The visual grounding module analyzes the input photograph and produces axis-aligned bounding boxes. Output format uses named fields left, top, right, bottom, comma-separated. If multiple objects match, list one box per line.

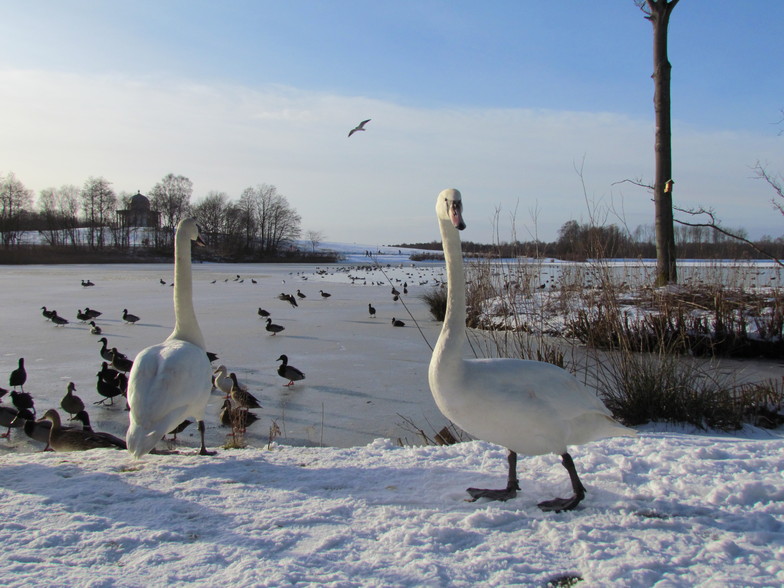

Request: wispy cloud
left=1, top=69, right=781, bottom=243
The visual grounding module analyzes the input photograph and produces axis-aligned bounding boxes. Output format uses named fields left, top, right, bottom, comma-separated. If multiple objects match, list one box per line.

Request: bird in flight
left=348, top=119, right=371, bottom=137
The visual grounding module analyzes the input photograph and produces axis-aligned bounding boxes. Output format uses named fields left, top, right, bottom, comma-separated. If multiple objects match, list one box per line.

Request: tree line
left=396, top=219, right=784, bottom=262
left=0, top=171, right=311, bottom=260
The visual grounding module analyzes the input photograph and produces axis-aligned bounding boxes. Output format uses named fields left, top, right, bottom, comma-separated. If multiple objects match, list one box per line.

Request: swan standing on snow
left=126, top=218, right=214, bottom=458
left=428, top=189, right=635, bottom=512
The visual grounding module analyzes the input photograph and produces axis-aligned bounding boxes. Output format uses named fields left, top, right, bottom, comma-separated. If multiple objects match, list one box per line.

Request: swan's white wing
left=467, top=358, right=612, bottom=416
left=434, top=358, right=632, bottom=456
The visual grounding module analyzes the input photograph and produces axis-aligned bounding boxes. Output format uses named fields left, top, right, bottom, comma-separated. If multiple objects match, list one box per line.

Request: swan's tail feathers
left=126, top=421, right=168, bottom=459
left=567, top=413, right=636, bottom=448
left=600, top=415, right=637, bottom=441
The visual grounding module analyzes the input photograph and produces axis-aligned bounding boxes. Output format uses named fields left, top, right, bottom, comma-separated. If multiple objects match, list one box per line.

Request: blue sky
left=1, top=1, right=782, bottom=244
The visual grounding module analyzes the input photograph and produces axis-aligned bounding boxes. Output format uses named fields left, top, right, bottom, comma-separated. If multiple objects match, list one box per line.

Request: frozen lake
left=0, top=256, right=453, bottom=452
left=2, top=248, right=781, bottom=454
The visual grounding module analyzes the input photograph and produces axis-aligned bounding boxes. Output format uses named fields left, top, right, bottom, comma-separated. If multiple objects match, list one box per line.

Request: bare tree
left=670, top=161, right=784, bottom=267
left=80, top=177, right=117, bottom=249
left=38, top=187, right=64, bottom=246
left=260, top=190, right=301, bottom=253
left=672, top=203, right=784, bottom=268
left=252, top=184, right=280, bottom=252
left=236, top=188, right=258, bottom=250
left=755, top=162, right=784, bottom=217
left=56, top=185, right=81, bottom=247
left=306, top=229, right=325, bottom=252
left=240, top=184, right=302, bottom=253
left=192, top=191, right=230, bottom=243
left=149, top=173, right=193, bottom=246
left=637, top=0, right=680, bottom=285
left=0, top=172, right=33, bottom=247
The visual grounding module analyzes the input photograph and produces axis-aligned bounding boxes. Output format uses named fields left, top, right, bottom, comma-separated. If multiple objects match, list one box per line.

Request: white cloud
left=1, top=68, right=781, bottom=243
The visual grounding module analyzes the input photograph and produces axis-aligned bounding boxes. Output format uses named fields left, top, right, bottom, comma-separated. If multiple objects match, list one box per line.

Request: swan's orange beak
left=195, top=223, right=207, bottom=247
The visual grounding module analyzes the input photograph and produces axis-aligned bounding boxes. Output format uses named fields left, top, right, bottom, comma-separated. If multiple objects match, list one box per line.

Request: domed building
left=117, top=191, right=160, bottom=228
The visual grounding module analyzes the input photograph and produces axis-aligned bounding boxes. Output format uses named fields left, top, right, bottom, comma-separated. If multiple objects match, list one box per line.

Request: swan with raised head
left=427, top=189, right=635, bottom=512
left=126, top=218, right=214, bottom=458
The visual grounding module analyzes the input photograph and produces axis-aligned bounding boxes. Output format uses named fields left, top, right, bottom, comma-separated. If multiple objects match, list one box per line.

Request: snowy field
left=1, top=244, right=783, bottom=586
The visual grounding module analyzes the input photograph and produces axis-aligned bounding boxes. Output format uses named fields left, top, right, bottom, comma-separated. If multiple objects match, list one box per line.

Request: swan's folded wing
left=127, top=340, right=212, bottom=457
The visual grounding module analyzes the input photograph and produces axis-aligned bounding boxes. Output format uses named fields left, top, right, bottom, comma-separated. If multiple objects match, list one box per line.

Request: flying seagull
left=348, top=119, right=371, bottom=137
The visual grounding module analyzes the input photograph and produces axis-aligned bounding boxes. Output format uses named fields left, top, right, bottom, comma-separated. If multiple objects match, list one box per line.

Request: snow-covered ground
left=1, top=245, right=783, bottom=586
left=2, top=431, right=783, bottom=586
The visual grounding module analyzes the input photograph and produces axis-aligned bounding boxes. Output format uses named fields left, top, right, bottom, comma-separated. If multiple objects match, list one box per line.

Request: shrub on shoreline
left=421, top=256, right=784, bottom=431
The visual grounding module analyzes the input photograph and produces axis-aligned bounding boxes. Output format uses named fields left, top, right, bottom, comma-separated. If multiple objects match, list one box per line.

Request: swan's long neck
left=433, top=217, right=466, bottom=367
left=169, top=232, right=206, bottom=349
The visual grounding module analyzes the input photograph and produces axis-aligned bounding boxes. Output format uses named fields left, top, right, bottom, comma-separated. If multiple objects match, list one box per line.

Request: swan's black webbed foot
left=537, top=452, right=586, bottom=512
left=466, top=450, right=520, bottom=502
left=466, top=484, right=519, bottom=502
left=537, top=493, right=584, bottom=513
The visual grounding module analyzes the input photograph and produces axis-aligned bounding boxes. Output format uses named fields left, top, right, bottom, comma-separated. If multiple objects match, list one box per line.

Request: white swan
left=126, top=218, right=213, bottom=458
left=428, top=189, right=635, bottom=511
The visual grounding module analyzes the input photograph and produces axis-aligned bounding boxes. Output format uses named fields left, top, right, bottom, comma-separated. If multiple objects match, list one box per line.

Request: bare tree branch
left=612, top=178, right=654, bottom=191
left=775, top=109, right=784, bottom=136
left=673, top=205, right=784, bottom=268
left=754, top=162, right=784, bottom=216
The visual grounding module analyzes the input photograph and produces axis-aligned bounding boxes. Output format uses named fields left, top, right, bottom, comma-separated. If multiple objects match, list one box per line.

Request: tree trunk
left=646, top=0, right=679, bottom=285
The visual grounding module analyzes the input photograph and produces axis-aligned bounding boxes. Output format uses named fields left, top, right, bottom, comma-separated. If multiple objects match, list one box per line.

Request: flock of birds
left=0, top=360, right=127, bottom=452
left=12, top=211, right=427, bottom=452
left=11, top=240, right=426, bottom=456
left=3, top=192, right=639, bottom=512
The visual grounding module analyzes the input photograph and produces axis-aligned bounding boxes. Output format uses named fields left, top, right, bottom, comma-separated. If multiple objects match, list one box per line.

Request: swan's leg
left=467, top=450, right=521, bottom=502
left=537, top=452, right=586, bottom=512
left=197, top=420, right=216, bottom=456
